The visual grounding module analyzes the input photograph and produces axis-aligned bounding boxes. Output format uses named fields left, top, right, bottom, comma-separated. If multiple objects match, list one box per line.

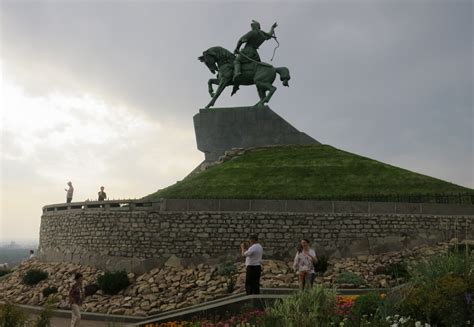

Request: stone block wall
left=39, top=200, right=474, bottom=273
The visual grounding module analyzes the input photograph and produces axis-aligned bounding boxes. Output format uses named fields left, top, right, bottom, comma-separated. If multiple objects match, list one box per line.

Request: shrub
left=217, top=260, right=237, bottom=294
left=265, top=285, right=337, bottom=327
left=0, top=270, right=12, bottom=278
left=97, top=271, right=130, bottom=295
left=22, top=269, right=48, bottom=285
left=335, top=272, right=365, bottom=287
left=0, top=302, right=28, bottom=327
left=33, top=304, right=52, bottom=327
left=409, top=253, right=473, bottom=283
left=449, top=243, right=474, bottom=256
left=386, top=262, right=409, bottom=279
left=396, top=253, right=474, bottom=326
left=226, top=276, right=236, bottom=293
left=373, top=266, right=387, bottom=275
left=217, top=260, right=236, bottom=276
left=351, top=292, right=383, bottom=319
left=314, top=255, right=329, bottom=274
left=84, top=283, right=100, bottom=296
left=42, top=286, right=58, bottom=298
left=401, top=273, right=470, bottom=326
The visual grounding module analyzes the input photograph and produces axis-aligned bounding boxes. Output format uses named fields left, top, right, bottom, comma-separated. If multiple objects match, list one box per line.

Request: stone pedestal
left=193, top=106, right=320, bottom=162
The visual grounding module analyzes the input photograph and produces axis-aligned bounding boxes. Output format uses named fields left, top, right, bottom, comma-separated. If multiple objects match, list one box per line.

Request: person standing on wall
left=98, top=186, right=107, bottom=201
left=241, top=234, right=263, bottom=294
left=69, top=273, right=84, bottom=327
left=65, top=181, right=74, bottom=203
left=293, top=238, right=317, bottom=290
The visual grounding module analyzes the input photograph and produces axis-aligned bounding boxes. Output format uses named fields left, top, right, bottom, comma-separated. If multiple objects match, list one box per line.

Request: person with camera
left=293, top=239, right=317, bottom=290
left=240, top=234, right=263, bottom=295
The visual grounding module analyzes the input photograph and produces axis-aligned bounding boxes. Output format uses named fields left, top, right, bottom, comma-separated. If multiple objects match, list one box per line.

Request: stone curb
left=16, top=303, right=142, bottom=323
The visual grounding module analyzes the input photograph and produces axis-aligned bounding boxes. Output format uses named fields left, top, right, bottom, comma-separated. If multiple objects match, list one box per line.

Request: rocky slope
left=0, top=239, right=463, bottom=317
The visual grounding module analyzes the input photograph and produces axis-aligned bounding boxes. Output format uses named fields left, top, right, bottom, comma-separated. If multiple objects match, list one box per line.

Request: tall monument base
left=193, top=106, right=320, bottom=162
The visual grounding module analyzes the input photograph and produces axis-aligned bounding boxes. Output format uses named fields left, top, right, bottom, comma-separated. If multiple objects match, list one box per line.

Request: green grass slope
left=146, top=145, right=472, bottom=201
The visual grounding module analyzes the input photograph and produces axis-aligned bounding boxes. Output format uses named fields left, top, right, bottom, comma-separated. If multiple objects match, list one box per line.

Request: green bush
left=401, top=273, right=470, bottom=326
left=351, top=292, right=383, bottom=319
left=97, top=271, right=130, bottom=295
left=335, top=272, right=365, bottom=286
left=226, top=276, right=236, bottom=293
left=217, top=260, right=236, bottom=276
left=0, top=270, right=12, bottom=278
left=0, top=302, right=28, bottom=327
left=396, top=254, right=474, bottom=326
left=42, top=286, right=58, bottom=298
left=217, top=260, right=237, bottom=294
left=264, top=285, right=337, bottom=327
left=314, top=255, right=329, bottom=274
left=33, top=305, right=52, bottom=327
left=22, top=269, right=48, bottom=285
left=409, top=253, right=473, bottom=283
left=449, top=243, right=474, bottom=255
left=386, top=262, right=409, bottom=279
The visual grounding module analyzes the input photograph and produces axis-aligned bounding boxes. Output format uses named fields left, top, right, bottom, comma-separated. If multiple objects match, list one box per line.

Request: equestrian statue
left=198, top=20, right=291, bottom=109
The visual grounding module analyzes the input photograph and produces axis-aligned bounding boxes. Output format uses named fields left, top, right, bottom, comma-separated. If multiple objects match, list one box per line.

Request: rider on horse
left=233, top=20, right=278, bottom=82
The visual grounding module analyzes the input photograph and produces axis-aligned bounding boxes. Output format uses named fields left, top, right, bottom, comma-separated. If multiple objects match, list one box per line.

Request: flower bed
left=144, top=309, right=265, bottom=327
left=336, top=295, right=358, bottom=316
left=143, top=251, right=473, bottom=327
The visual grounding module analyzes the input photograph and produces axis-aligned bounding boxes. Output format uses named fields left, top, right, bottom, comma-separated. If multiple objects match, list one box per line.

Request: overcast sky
left=1, top=0, right=472, bottom=243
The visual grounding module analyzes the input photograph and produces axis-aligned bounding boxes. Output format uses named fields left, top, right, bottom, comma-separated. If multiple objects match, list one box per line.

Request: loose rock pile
left=0, top=239, right=464, bottom=316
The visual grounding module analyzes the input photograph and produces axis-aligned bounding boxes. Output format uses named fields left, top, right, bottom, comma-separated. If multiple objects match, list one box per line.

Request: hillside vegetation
left=146, top=145, right=472, bottom=201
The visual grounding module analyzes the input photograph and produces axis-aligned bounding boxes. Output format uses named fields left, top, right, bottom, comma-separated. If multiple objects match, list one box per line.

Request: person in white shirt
left=240, top=234, right=263, bottom=294
left=29, top=250, right=35, bottom=259
left=293, top=238, right=317, bottom=290
left=65, top=181, right=74, bottom=203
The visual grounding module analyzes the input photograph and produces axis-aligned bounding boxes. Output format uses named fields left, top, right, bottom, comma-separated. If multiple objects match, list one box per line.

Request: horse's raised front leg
left=205, top=80, right=229, bottom=109
left=208, top=78, right=219, bottom=97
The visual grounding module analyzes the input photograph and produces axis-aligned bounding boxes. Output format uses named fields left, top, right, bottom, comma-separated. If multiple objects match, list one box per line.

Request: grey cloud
left=1, top=0, right=472, bottom=187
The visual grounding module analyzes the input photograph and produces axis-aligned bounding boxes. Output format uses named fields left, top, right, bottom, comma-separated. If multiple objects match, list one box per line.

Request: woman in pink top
left=293, top=239, right=317, bottom=290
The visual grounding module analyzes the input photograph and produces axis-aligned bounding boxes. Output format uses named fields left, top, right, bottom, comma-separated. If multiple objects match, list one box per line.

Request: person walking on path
left=69, top=273, right=84, bottom=327
left=65, top=181, right=74, bottom=203
left=97, top=186, right=107, bottom=201
left=241, top=234, right=263, bottom=295
left=293, top=239, right=317, bottom=290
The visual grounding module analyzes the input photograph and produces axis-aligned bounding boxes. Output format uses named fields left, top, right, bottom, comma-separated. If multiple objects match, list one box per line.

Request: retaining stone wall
left=39, top=203, right=474, bottom=273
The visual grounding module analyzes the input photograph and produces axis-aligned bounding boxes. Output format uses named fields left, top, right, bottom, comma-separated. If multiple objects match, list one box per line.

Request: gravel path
left=30, top=314, right=126, bottom=327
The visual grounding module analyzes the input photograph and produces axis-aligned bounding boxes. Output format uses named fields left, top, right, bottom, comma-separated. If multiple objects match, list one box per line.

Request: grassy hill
left=146, top=145, right=473, bottom=201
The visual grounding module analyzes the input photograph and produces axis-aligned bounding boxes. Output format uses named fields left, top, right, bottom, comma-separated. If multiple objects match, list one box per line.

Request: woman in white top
left=293, top=239, right=317, bottom=290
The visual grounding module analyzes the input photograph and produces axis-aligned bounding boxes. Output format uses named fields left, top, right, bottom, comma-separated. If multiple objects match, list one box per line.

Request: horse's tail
left=276, top=67, right=291, bottom=86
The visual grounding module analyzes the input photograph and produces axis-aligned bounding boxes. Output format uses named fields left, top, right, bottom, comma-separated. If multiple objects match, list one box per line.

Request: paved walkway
left=30, top=315, right=123, bottom=327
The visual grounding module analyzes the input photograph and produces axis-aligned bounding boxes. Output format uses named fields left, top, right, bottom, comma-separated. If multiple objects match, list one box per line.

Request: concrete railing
left=42, top=199, right=161, bottom=213
left=42, top=198, right=474, bottom=216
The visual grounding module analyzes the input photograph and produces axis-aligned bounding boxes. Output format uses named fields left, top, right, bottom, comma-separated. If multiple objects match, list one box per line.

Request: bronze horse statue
left=198, top=46, right=290, bottom=108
